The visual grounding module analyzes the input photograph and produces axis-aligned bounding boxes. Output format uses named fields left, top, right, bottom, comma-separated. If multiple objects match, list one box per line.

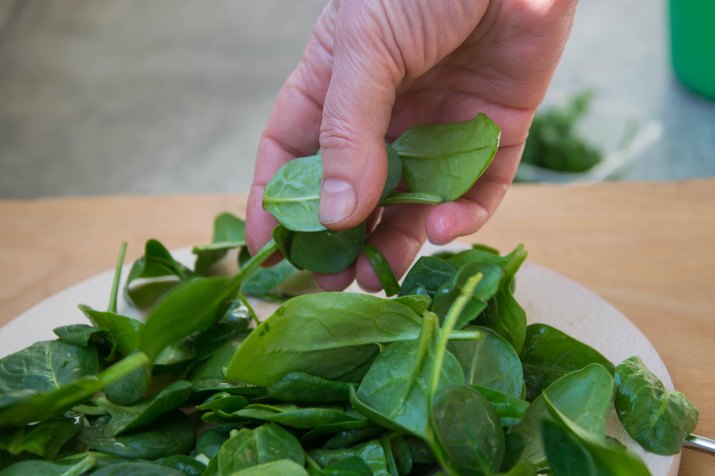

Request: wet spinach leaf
left=153, top=455, right=207, bottom=476
left=520, top=324, right=614, bottom=401
left=614, top=356, right=698, bottom=455
left=226, top=293, right=423, bottom=386
left=230, top=459, right=308, bottom=476
left=398, top=256, right=456, bottom=299
left=0, top=455, right=96, bottom=476
left=391, top=113, right=500, bottom=201
left=91, top=461, right=186, bottom=476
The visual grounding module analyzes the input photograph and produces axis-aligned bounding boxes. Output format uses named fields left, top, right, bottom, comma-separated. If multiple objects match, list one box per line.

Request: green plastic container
left=669, top=0, right=715, bottom=100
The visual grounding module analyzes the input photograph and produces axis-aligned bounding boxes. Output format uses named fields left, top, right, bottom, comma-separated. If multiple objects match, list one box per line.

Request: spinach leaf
left=103, top=355, right=152, bottom=405
left=614, top=356, right=698, bottom=455
left=541, top=395, right=650, bottom=476
left=97, top=380, right=193, bottom=435
left=79, top=305, right=143, bottom=357
left=216, top=423, right=304, bottom=475
left=0, top=417, right=79, bottom=459
left=230, top=459, right=308, bottom=476
left=263, top=154, right=324, bottom=232
left=512, top=364, right=614, bottom=469
left=310, top=439, right=390, bottom=476
left=473, top=385, right=529, bottom=427
left=0, top=340, right=99, bottom=395
left=80, top=411, right=195, bottom=459
left=446, top=244, right=527, bottom=284
left=398, top=256, right=456, bottom=299
left=431, top=384, right=504, bottom=475
left=431, top=261, right=502, bottom=329
left=448, top=325, right=524, bottom=397
left=352, top=315, right=464, bottom=439
left=53, top=324, right=108, bottom=348
left=125, top=239, right=193, bottom=309
left=0, top=455, right=96, bottom=476
left=381, top=143, right=403, bottom=199
left=192, top=424, right=237, bottom=460
left=519, top=90, right=602, bottom=176
left=240, top=258, right=299, bottom=301
left=226, top=293, right=424, bottom=386
left=520, top=324, right=614, bottom=401
left=322, top=427, right=386, bottom=450
left=320, top=456, right=374, bottom=475
left=266, top=372, right=352, bottom=403
left=0, top=352, right=149, bottom=427
left=152, top=455, right=207, bottom=476
left=391, top=113, right=500, bottom=201
left=274, top=224, right=367, bottom=274
left=193, top=212, right=246, bottom=275
left=91, top=462, right=186, bottom=476
left=235, top=403, right=368, bottom=430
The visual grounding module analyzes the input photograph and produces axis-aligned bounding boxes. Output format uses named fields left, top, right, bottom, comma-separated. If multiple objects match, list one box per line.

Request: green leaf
left=140, top=275, right=240, bottom=360
left=448, top=325, right=524, bottom=397
left=473, top=385, right=529, bottom=427
left=80, top=411, right=195, bottom=460
left=431, top=384, right=504, bottom=475
left=226, top=293, right=424, bottom=386
left=614, top=356, right=699, bottom=455
left=431, top=261, right=502, bottom=329
left=193, top=212, right=246, bottom=275
left=512, top=364, right=614, bottom=469
left=263, top=154, right=324, bottom=232
left=230, top=459, right=308, bottom=476
left=125, top=239, right=193, bottom=309
left=0, top=418, right=79, bottom=459
left=447, top=244, right=527, bottom=285
left=520, top=324, right=614, bottom=401
left=91, top=462, right=186, bottom=476
left=541, top=395, right=650, bottom=476
left=276, top=224, right=367, bottom=274
left=267, top=372, right=352, bottom=403
left=240, top=258, right=299, bottom=300
left=97, top=380, right=193, bottom=435
left=353, top=327, right=465, bottom=438
left=399, top=256, right=456, bottom=299
left=392, top=113, right=500, bottom=201
left=0, top=340, right=99, bottom=395
left=310, top=439, right=391, bottom=476
left=0, top=455, right=96, bottom=476
left=0, top=352, right=150, bottom=427
left=152, top=455, right=207, bottom=476
left=217, top=423, right=304, bottom=475
left=79, top=305, right=143, bottom=356
left=234, top=403, right=368, bottom=430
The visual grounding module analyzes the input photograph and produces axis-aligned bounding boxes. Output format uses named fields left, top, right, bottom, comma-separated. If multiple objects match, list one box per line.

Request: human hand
left=247, top=0, right=577, bottom=291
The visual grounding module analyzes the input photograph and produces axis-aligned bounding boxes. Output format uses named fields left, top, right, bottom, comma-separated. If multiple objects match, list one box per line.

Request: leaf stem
left=232, top=239, right=278, bottom=286
left=98, top=351, right=151, bottom=386
left=428, top=273, right=483, bottom=403
left=379, top=191, right=444, bottom=206
left=108, top=241, right=128, bottom=313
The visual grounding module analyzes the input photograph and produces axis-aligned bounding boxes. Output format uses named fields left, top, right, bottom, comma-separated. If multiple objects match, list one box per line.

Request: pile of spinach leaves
left=0, top=112, right=699, bottom=475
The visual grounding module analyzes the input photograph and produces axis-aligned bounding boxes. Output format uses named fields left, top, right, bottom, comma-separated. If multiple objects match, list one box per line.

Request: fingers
left=246, top=9, right=337, bottom=255
left=426, top=143, right=524, bottom=244
left=317, top=2, right=404, bottom=230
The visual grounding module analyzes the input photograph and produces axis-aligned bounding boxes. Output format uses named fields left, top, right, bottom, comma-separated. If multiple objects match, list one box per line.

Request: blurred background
left=0, top=0, right=713, bottom=198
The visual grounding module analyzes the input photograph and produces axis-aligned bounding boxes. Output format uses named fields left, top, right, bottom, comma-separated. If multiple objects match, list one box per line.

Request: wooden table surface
left=1, top=180, right=713, bottom=474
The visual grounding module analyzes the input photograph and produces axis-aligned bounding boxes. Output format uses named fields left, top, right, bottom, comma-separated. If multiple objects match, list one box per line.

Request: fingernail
left=319, top=179, right=356, bottom=224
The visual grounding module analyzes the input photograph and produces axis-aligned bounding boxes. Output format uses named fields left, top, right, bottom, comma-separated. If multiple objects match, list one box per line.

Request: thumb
left=318, top=3, right=402, bottom=229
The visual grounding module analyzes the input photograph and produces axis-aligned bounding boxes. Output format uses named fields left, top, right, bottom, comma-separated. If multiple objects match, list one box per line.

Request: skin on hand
left=247, top=0, right=578, bottom=291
